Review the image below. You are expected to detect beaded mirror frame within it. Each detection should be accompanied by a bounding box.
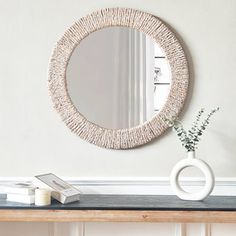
[48,8,189,149]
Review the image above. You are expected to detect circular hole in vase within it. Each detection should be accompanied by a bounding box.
[177,166,206,194]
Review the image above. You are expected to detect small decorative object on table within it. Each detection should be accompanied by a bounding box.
[166,107,219,201]
[0,182,37,204]
[35,189,51,206]
[35,173,80,204]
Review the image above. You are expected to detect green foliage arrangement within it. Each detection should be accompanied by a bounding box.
[165,108,219,152]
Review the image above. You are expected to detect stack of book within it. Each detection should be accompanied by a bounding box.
[0,182,37,204]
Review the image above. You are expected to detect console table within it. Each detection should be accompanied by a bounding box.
[0,194,236,223]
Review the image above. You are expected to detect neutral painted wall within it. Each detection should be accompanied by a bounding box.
[0,0,235,178]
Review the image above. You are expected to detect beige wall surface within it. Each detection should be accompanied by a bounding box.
[0,0,235,178]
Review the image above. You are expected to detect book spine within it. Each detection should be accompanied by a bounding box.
[0,193,7,199]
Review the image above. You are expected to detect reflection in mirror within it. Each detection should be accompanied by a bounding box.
[67,26,171,129]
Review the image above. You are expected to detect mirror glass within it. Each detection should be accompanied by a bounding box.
[67,26,171,129]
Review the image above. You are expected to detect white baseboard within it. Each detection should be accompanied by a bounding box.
[0,177,236,196]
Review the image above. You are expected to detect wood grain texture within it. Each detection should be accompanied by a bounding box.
[0,210,236,223]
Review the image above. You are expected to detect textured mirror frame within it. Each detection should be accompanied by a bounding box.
[48,8,189,149]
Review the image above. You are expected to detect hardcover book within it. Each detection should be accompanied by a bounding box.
[7,193,35,204]
[0,182,37,195]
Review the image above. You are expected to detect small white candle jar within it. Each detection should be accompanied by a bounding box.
[35,189,51,206]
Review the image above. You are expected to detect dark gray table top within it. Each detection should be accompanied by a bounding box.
[0,194,236,211]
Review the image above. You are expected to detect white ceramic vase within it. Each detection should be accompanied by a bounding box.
[170,151,215,201]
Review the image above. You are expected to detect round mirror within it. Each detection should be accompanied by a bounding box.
[67,26,171,129]
[48,8,189,149]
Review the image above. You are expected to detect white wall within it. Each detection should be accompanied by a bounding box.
[0,1,236,235]
[0,0,235,179]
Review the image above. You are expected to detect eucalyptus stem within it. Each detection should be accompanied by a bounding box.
[165,108,219,152]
